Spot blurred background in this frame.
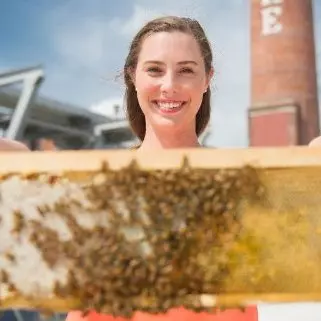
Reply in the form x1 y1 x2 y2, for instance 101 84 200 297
1 0 320 151
1 0 321 320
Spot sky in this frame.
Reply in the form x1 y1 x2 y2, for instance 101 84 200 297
1 0 321 148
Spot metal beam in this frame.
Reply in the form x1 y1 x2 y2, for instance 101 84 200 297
0 65 43 87
0 66 44 140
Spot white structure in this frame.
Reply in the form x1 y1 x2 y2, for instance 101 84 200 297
90 99 138 149
0 66 110 149
0 65 44 140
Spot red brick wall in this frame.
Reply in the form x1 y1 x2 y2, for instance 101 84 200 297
249 107 298 146
250 0 319 145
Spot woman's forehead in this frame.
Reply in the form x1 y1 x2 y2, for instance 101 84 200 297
137 31 203 63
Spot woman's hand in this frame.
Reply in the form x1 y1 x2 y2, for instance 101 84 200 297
308 136 321 147
0 138 30 151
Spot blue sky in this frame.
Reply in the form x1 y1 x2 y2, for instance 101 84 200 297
1 0 321 147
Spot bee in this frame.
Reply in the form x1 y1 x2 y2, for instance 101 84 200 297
0 269 9 283
37 205 51 217
24 172 41 180
4 252 16 263
7 282 17 293
11 209 25 234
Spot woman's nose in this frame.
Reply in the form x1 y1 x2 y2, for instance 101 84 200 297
160 72 178 94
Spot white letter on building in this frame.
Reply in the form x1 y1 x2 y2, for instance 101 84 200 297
261 0 283 6
261 6 283 35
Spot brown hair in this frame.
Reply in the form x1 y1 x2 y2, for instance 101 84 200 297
123 16 213 141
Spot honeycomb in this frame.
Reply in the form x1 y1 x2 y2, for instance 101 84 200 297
1 156 321 318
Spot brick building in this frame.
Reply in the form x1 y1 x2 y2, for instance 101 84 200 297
249 0 320 146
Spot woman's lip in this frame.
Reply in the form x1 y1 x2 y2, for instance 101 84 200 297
152 101 186 114
152 100 186 104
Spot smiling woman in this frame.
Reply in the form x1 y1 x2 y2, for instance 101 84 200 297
123 16 214 150
65 15 258 321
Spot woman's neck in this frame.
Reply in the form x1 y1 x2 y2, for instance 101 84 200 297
138 125 200 150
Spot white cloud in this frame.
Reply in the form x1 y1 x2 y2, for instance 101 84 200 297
52 20 106 69
39 3 129 107
46 10 111 71
108 2 205 39
110 5 162 38
133 0 208 20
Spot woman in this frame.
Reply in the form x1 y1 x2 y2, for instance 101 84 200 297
66 16 258 321
124 16 212 150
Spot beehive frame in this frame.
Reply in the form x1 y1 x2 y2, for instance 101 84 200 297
1 147 321 316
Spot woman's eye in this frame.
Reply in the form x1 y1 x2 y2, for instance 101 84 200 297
147 67 162 73
180 68 194 74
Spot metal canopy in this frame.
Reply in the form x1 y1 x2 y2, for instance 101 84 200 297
0 65 44 140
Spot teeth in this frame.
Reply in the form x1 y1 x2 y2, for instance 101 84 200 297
157 102 183 109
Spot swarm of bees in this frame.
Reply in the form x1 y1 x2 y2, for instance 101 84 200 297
0 157 265 318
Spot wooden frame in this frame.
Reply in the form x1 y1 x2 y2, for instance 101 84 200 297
2 146 321 312
0 146 321 175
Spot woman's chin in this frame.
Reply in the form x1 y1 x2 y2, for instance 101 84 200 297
150 117 184 131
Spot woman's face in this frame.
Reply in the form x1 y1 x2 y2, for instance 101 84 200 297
133 31 212 133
